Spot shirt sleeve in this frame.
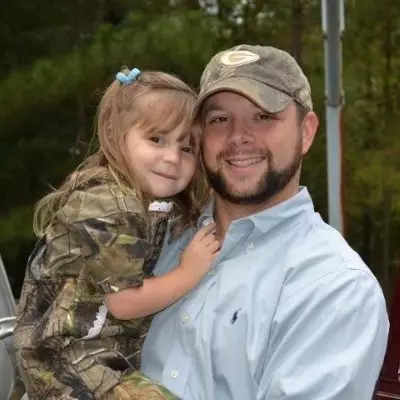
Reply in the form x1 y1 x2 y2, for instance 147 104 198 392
57 184 151 294
258 269 389 400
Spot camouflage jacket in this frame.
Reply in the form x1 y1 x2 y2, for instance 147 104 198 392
14 177 176 399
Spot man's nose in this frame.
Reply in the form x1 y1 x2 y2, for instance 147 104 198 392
228 119 254 145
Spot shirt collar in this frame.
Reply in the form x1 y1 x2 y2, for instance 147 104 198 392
248 187 314 238
196 187 315 238
197 199 215 229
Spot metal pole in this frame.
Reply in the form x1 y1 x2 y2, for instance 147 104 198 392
322 0 345 234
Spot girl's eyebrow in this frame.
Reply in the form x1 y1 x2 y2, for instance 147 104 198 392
176 129 193 143
143 130 166 137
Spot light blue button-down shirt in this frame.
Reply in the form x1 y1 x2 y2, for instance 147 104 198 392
141 188 389 399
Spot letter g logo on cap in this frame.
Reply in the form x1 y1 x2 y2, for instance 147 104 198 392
219 50 260 67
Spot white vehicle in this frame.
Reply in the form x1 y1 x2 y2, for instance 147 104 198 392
0 255 22 400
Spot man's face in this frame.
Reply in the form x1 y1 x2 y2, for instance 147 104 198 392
201 92 314 205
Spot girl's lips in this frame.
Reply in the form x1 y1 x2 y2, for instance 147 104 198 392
154 172 178 180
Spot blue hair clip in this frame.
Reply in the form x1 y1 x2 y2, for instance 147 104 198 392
116 68 141 85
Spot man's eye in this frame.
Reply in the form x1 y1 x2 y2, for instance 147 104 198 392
257 113 274 121
209 116 228 124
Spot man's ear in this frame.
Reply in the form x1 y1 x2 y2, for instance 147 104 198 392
301 111 319 155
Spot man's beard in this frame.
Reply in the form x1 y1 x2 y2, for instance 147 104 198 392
203 135 302 205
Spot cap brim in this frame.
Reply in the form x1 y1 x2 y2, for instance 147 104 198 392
196 77 293 117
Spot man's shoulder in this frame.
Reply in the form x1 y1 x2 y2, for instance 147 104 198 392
283 213 379 297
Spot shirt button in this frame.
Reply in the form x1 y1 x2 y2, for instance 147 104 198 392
181 313 190 324
171 370 179 379
202 217 213 227
246 242 255 250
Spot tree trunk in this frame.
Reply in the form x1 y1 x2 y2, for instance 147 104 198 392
291 0 303 66
380 0 393 299
361 209 372 267
382 188 392 299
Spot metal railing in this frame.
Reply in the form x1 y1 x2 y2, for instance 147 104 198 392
0 255 21 399
0 316 15 340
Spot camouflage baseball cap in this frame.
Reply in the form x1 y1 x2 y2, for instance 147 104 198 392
197 44 313 114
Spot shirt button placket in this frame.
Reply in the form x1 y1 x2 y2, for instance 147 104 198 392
181 313 190 324
246 242 255 251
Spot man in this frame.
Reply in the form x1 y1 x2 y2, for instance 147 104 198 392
141 44 389 399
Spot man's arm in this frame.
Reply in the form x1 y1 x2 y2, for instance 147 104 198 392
258 269 389 400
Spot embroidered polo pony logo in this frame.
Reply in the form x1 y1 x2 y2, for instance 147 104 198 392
230 308 242 325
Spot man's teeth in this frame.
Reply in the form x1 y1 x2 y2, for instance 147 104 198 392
227 158 263 167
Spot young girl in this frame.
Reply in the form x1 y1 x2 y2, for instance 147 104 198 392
14 68 218 399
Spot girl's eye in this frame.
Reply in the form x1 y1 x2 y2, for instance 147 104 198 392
149 136 165 144
182 146 194 154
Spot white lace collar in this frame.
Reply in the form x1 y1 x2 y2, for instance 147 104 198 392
148 201 174 213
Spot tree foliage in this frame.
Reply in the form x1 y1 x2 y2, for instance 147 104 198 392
1 0 399 301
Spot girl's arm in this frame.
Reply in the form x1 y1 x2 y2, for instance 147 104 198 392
105 223 219 320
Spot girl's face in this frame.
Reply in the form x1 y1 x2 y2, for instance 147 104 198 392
125 93 198 199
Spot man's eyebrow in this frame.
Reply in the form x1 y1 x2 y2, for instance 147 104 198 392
202 103 225 115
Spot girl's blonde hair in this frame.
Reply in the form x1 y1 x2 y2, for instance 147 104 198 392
34 69 209 237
